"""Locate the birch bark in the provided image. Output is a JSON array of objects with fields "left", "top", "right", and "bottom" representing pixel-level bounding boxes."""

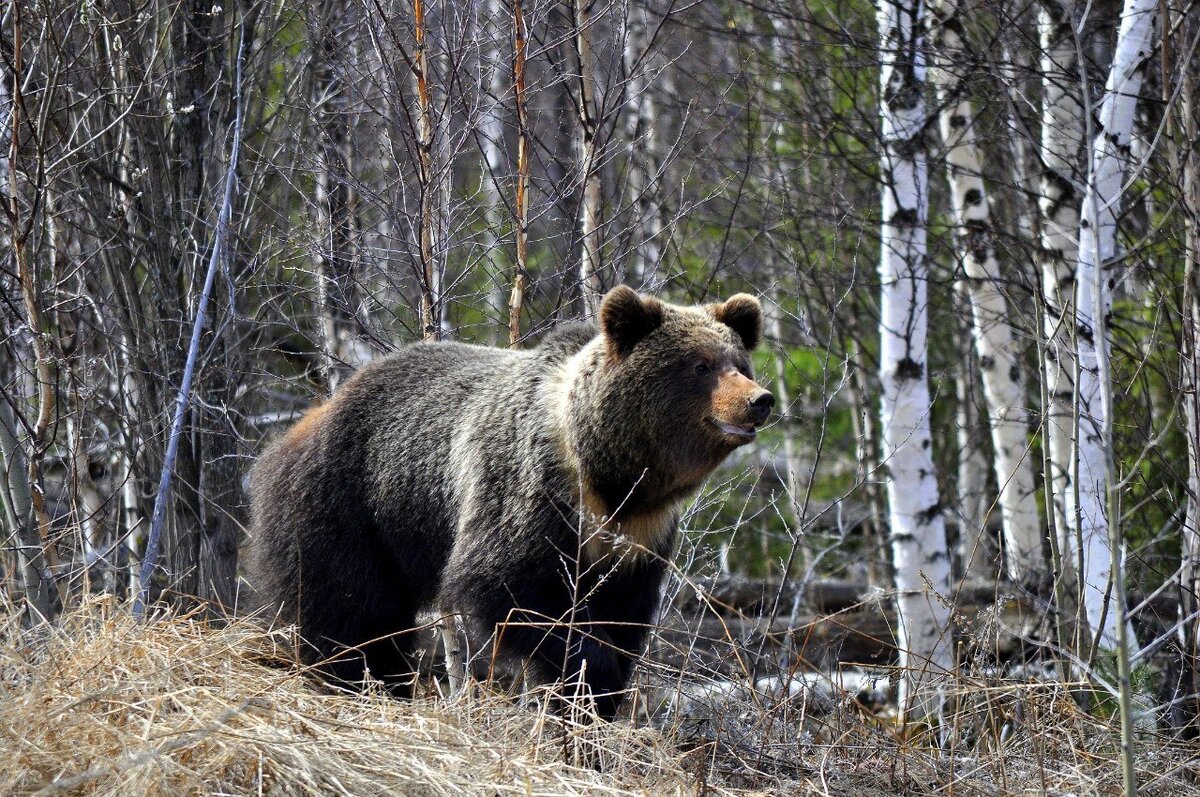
[
  {"left": 414, "top": 0, "right": 444, "bottom": 340},
  {"left": 312, "top": 2, "right": 368, "bottom": 390},
  {"left": 953, "top": 300, "right": 993, "bottom": 579},
  {"left": 1179, "top": 48, "right": 1200, "bottom": 734},
  {"left": 928, "top": 0, "right": 1043, "bottom": 584},
  {"left": 572, "top": 0, "right": 604, "bottom": 315},
  {"left": 622, "top": 7, "right": 664, "bottom": 291},
  {"left": 508, "top": 0, "right": 530, "bottom": 346},
  {"left": 877, "top": 0, "right": 953, "bottom": 717},
  {"left": 1037, "top": 0, "right": 1085, "bottom": 586},
  {"left": 479, "top": 0, "right": 509, "bottom": 338},
  {"left": 1072, "top": 0, "right": 1156, "bottom": 650}
]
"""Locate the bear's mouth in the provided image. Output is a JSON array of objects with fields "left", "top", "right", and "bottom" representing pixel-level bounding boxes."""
[{"left": 710, "top": 418, "right": 757, "bottom": 439}]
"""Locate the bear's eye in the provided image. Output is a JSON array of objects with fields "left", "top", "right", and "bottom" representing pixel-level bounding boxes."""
[{"left": 694, "top": 363, "right": 711, "bottom": 376}]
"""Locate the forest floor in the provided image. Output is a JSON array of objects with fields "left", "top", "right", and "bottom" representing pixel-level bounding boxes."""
[{"left": 1, "top": 598, "right": 1197, "bottom": 796}]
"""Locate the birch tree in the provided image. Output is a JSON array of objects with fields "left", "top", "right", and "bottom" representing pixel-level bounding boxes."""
[
  {"left": 572, "top": 0, "right": 605, "bottom": 315},
  {"left": 1178, "top": 37, "right": 1200, "bottom": 734},
  {"left": 622, "top": 6, "right": 666, "bottom": 291},
  {"left": 414, "top": 0, "right": 443, "bottom": 341},
  {"left": 928, "top": 0, "right": 1042, "bottom": 585},
  {"left": 1071, "top": 0, "right": 1156, "bottom": 652},
  {"left": 876, "top": 0, "right": 953, "bottom": 717},
  {"left": 311, "top": 1, "right": 370, "bottom": 391},
  {"left": 478, "top": 0, "right": 510, "bottom": 338},
  {"left": 1037, "top": 0, "right": 1085, "bottom": 586},
  {"left": 508, "top": 0, "right": 530, "bottom": 346}
]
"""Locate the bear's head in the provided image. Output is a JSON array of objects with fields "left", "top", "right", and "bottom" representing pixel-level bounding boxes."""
[{"left": 591, "top": 286, "right": 774, "bottom": 495}]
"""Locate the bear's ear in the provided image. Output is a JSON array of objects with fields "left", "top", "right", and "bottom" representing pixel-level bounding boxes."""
[
  {"left": 709, "top": 294, "right": 763, "bottom": 350},
  {"left": 600, "top": 286, "right": 664, "bottom": 358}
]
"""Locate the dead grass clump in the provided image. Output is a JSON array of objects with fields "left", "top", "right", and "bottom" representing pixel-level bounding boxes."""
[
  {"left": 4, "top": 598, "right": 1199, "bottom": 796},
  {"left": 0, "top": 598, "right": 724, "bottom": 797}
]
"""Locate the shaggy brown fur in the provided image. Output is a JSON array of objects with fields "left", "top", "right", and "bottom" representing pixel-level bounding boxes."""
[{"left": 247, "top": 286, "right": 772, "bottom": 719}]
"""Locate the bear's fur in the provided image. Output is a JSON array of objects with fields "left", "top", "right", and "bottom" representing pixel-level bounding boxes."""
[{"left": 247, "top": 286, "right": 773, "bottom": 719}]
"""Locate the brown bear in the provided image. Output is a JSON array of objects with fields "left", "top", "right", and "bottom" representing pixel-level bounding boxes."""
[{"left": 247, "top": 286, "right": 772, "bottom": 719}]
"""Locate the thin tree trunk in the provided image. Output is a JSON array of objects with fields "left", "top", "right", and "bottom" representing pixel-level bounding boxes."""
[
  {"left": 479, "top": 0, "right": 509, "bottom": 340},
  {"left": 1072, "top": 0, "right": 1155, "bottom": 659},
  {"left": 1000, "top": 0, "right": 1038, "bottom": 240},
  {"left": 954, "top": 294, "right": 993, "bottom": 580},
  {"left": 434, "top": 36, "right": 452, "bottom": 337},
  {"left": 1038, "top": 0, "right": 1085, "bottom": 595},
  {"left": 572, "top": 0, "right": 604, "bottom": 315},
  {"left": 7, "top": 9, "right": 60, "bottom": 615},
  {"left": 761, "top": 22, "right": 805, "bottom": 546},
  {"left": 622, "top": 7, "right": 664, "bottom": 291},
  {"left": 414, "top": 0, "right": 442, "bottom": 340},
  {"left": 848, "top": 338, "right": 889, "bottom": 587},
  {"left": 508, "top": 0, "right": 530, "bottom": 346},
  {"left": 1178, "top": 37, "right": 1200, "bottom": 738},
  {"left": 0, "top": 401, "right": 53, "bottom": 621},
  {"left": 312, "top": 2, "right": 364, "bottom": 390},
  {"left": 929, "top": 0, "right": 1043, "bottom": 585},
  {"left": 876, "top": 0, "right": 953, "bottom": 719},
  {"left": 115, "top": 336, "right": 146, "bottom": 600}
]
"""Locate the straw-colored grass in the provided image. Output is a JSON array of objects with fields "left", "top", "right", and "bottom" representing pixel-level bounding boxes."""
[
  {"left": 0, "top": 598, "right": 719, "bottom": 796},
  {"left": 2, "top": 598, "right": 1198, "bottom": 796}
]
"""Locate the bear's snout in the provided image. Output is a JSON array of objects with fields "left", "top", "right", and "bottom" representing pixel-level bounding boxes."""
[
  {"left": 710, "top": 372, "right": 773, "bottom": 440},
  {"left": 748, "top": 390, "right": 775, "bottom": 425}
]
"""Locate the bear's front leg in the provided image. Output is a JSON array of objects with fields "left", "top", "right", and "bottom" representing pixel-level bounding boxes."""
[
  {"left": 541, "top": 611, "right": 628, "bottom": 722},
  {"left": 494, "top": 603, "right": 626, "bottom": 721}
]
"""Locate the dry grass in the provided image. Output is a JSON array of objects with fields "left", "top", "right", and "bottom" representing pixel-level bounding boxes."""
[
  {"left": 0, "top": 599, "right": 709, "bottom": 796},
  {"left": 1, "top": 599, "right": 1197, "bottom": 796}
]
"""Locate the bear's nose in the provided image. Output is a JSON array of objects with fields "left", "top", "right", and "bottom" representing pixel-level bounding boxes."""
[{"left": 748, "top": 391, "right": 775, "bottom": 424}]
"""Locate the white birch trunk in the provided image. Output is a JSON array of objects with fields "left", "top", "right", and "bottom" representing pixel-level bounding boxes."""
[
  {"left": 877, "top": 0, "right": 953, "bottom": 718},
  {"left": 313, "top": 8, "right": 371, "bottom": 386},
  {"left": 414, "top": 0, "right": 442, "bottom": 340},
  {"left": 954, "top": 300, "right": 993, "bottom": 579},
  {"left": 572, "top": 0, "right": 604, "bottom": 315},
  {"left": 762, "top": 22, "right": 804, "bottom": 539},
  {"left": 622, "top": 8, "right": 664, "bottom": 291},
  {"left": 1183, "top": 210, "right": 1200, "bottom": 730},
  {"left": 1038, "top": 0, "right": 1085, "bottom": 585},
  {"left": 1071, "top": 0, "right": 1156, "bottom": 650},
  {"left": 435, "top": 38, "right": 452, "bottom": 337},
  {"left": 849, "top": 340, "right": 890, "bottom": 586},
  {"left": 1179, "top": 60, "right": 1200, "bottom": 731},
  {"left": 928, "top": 0, "right": 1042, "bottom": 584},
  {"left": 480, "top": 0, "right": 509, "bottom": 336},
  {"left": 508, "top": 0, "right": 530, "bottom": 346},
  {"left": 770, "top": 298, "right": 805, "bottom": 538}
]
